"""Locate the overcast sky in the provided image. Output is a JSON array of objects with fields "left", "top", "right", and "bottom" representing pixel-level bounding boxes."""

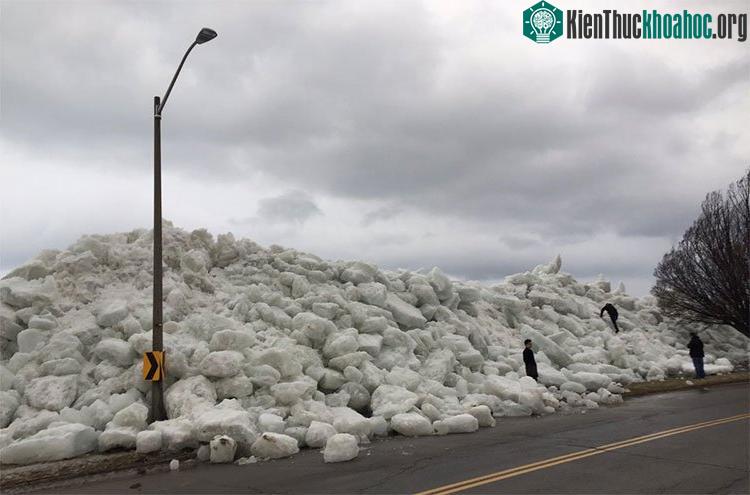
[{"left": 1, "top": 0, "right": 748, "bottom": 296}]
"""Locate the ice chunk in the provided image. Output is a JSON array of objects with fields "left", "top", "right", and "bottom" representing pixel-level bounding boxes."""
[
  {"left": 24, "top": 375, "right": 78, "bottom": 411},
  {"left": 390, "top": 412, "right": 433, "bottom": 437},
  {"left": 247, "top": 365, "right": 281, "bottom": 388},
  {"left": 323, "top": 333, "right": 359, "bottom": 359},
  {"left": 136, "top": 430, "right": 162, "bottom": 454},
  {"left": 250, "top": 433, "right": 299, "bottom": 459},
  {"left": 195, "top": 408, "right": 258, "bottom": 452},
  {"left": 564, "top": 371, "right": 612, "bottom": 391},
  {"left": 0, "top": 365, "right": 14, "bottom": 392},
  {"left": 196, "top": 444, "right": 210, "bottom": 461},
  {"left": 319, "top": 368, "right": 347, "bottom": 391},
  {"left": 95, "top": 299, "right": 129, "bottom": 328},
  {"left": 357, "top": 333, "right": 383, "bottom": 356},
  {"left": 340, "top": 262, "right": 377, "bottom": 285},
  {"left": 360, "top": 317, "right": 389, "bottom": 334},
  {"left": 330, "top": 407, "right": 372, "bottom": 438},
  {"left": 199, "top": 351, "right": 244, "bottom": 378},
  {"left": 646, "top": 366, "right": 665, "bottom": 381},
  {"left": 385, "top": 367, "right": 422, "bottom": 391},
  {"left": 0, "top": 391, "right": 20, "bottom": 428},
  {"left": 284, "top": 426, "right": 308, "bottom": 447},
  {"left": 254, "top": 348, "right": 303, "bottom": 378},
  {"left": 329, "top": 351, "right": 371, "bottom": 371},
  {"left": 343, "top": 366, "right": 363, "bottom": 383},
  {"left": 467, "top": 405, "right": 495, "bottom": 427},
  {"left": 210, "top": 435, "right": 237, "bottom": 463},
  {"left": 149, "top": 419, "right": 198, "bottom": 451},
  {"left": 537, "top": 365, "right": 566, "bottom": 387},
  {"left": 385, "top": 293, "right": 427, "bottom": 329},
  {"left": 28, "top": 315, "right": 57, "bottom": 331},
  {"left": 0, "top": 277, "right": 55, "bottom": 309},
  {"left": 84, "top": 399, "right": 115, "bottom": 430},
  {"left": 109, "top": 389, "right": 142, "bottom": 414},
  {"left": 99, "top": 426, "right": 137, "bottom": 451},
  {"left": 312, "top": 302, "right": 339, "bottom": 320},
  {"left": 215, "top": 375, "right": 254, "bottom": 400},
  {"left": 112, "top": 402, "right": 148, "bottom": 430},
  {"left": 339, "top": 382, "right": 370, "bottom": 410},
  {"left": 305, "top": 420, "right": 337, "bottom": 448},
  {"left": 421, "top": 403, "right": 442, "bottom": 422},
  {"left": 371, "top": 385, "right": 419, "bottom": 419},
  {"left": 0, "top": 307, "right": 23, "bottom": 341},
  {"left": 358, "top": 283, "right": 388, "bottom": 308},
  {"left": 209, "top": 330, "right": 256, "bottom": 351},
  {"left": 325, "top": 391, "right": 351, "bottom": 408},
  {"left": 17, "top": 329, "right": 48, "bottom": 353},
  {"left": 428, "top": 268, "right": 454, "bottom": 301},
  {"left": 323, "top": 433, "right": 359, "bottom": 463},
  {"left": 520, "top": 326, "right": 573, "bottom": 368},
  {"left": 40, "top": 358, "right": 82, "bottom": 376},
  {"left": 94, "top": 338, "right": 134, "bottom": 367},
  {"left": 292, "top": 313, "right": 336, "bottom": 347},
  {"left": 0, "top": 423, "right": 97, "bottom": 464},
  {"left": 369, "top": 415, "right": 389, "bottom": 437},
  {"left": 165, "top": 376, "right": 217, "bottom": 419},
  {"left": 421, "top": 350, "right": 456, "bottom": 383},
  {"left": 433, "top": 414, "right": 479, "bottom": 435},
  {"left": 258, "top": 413, "right": 286, "bottom": 433},
  {"left": 560, "top": 381, "right": 586, "bottom": 394}
]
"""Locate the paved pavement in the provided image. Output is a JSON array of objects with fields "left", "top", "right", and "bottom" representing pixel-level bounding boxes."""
[{"left": 35, "top": 383, "right": 749, "bottom": 494}]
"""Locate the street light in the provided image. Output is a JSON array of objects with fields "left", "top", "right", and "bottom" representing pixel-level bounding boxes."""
[{"left": 150, "top": 27, "right": 217, "bottom": 422}]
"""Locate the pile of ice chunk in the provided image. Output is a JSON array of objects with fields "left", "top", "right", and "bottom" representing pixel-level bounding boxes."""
[{"left": 0, "top": 224, "right": 747, "bottom": 466}]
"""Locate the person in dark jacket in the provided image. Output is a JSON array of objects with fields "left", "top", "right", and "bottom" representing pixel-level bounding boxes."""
[
  {"left": 688, "top": 333, "right": 706, "bottom": 379},
  {"left": 523, "top": 339, "right": 538, "bottom": 381},
  {"left": 600, "top": 303, "right": 619, "bottom": 333}
]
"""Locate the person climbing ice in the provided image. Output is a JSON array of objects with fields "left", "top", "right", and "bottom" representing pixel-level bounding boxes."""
[
  {"left": 600, "top": 303, "right": 619, "bottom": 333},
  {"left": 523, "top": 339, "right": 538, "bottom": 381},
  {"left": 688, "top": 332, "right": 706, "bottom": 379}
]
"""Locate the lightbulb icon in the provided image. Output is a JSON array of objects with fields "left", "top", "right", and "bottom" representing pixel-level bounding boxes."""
[{"left": 531, "top": 8, "right": 555, "bottom": 43}]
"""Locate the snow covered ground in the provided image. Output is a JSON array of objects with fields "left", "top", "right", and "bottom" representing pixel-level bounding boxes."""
[{"left": 0, "top": 225, "right": 747, "bottom": 466}]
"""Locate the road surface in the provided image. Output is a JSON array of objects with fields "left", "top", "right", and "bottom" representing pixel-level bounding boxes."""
[{"left": 33, "top": 383, "right": 749, "bottom": 494}]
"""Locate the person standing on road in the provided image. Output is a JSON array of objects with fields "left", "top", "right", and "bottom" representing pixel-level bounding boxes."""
[
  {"left": 688, "top": 332, "right": 706, "bottom": 379},
  {"left": 523, "top": 339, "right": 538, "bottom": 381},
  {"left": 600, "top": 303, "right": 620, "bottom": 333}
]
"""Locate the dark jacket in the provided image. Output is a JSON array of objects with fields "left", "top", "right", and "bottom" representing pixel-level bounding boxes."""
[
  {"left": 523, "top": 347, "right": 538, "bottom": 378},
  {"left": 688, "top": 336, "right": 705, "bottom": 358},
  {"left": 600, "top": 303, "right": 618, "bottom": 320}
]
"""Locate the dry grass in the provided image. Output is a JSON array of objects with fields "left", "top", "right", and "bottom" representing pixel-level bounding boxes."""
[
  {"left": 624, "top": 371, "right": 749, "bottom": 397},
  {"left": 0, "top": 449, "right": 195, "bottom": 492}
]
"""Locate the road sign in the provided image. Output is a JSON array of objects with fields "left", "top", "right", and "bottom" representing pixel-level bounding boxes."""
[{"left": 143, "top": 351, "right": 164, "bottom": 381}]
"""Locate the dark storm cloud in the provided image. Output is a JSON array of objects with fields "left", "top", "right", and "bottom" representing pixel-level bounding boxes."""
[{"left": 1, "top": 0, "right": 747, "bottom": 293}]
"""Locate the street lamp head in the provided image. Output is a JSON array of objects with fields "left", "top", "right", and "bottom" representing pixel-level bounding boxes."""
[{"left": 196, "top": 28, "right": 217, "bottom": 44}]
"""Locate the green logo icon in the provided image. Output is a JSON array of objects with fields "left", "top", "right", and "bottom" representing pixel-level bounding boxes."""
[{"left": 524, "top": 1, "right": 563, "bottom": 43}]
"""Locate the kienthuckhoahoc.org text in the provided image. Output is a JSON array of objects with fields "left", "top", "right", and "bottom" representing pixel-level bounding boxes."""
[{"left": 567, "top": 10, "right": 747, "bottom": 41}]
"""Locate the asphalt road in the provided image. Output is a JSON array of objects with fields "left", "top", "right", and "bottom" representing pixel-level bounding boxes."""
[{"left": 37, "top": 383, "right": 749, "bottom": 494}]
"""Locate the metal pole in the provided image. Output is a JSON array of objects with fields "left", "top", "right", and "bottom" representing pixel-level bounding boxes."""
[{"left": 151, "top": 95, "right": 166, "bottom": 422}]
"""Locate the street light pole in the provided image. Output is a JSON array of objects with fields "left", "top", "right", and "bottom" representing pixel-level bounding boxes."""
[
  {"left": 150, "top": 28, "right": 217, "bottom": 423},
  {"left": 151, "top": 94, "right": 165, "bottom": 422}
]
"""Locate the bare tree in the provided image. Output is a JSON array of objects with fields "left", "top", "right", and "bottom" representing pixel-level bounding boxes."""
[{"left": 652, "top": 171, "right": 749, "bottom": 337}]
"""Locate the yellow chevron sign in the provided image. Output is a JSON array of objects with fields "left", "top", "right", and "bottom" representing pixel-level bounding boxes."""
[{"left": 143, "top": 351, "right": 164, "bottom": 381}]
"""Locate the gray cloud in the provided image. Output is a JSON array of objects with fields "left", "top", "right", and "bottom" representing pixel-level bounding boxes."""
[
  {"left": 1, "top": 0, "right": 748, "bottom": 295},
  {"left": 361, "top": 205, "right": 404, "bottom": 227},
  {"left": 227, "top": 191, "right": 322, "bottom": 226},
  {"left": 256, "top": 191, "right": 322, "bottom": 224}
]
